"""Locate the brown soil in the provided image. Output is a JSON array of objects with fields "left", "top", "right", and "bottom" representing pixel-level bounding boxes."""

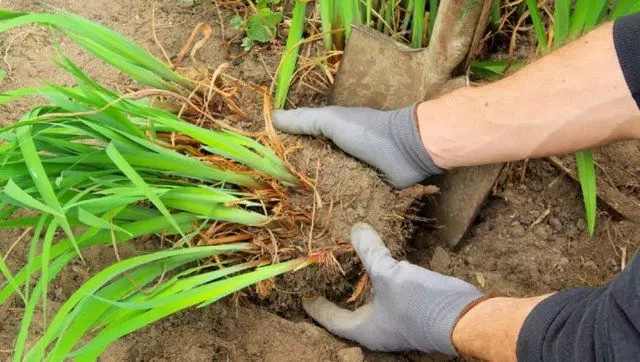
[
  {"left": 413, "top": 157, "right": 640, "bottom": 298},
  {"left": 1, "top": 0, "right": 639, "bottom": 361},
  {"left": 254, "top": 136, "right": 438, "bottom": 312}
]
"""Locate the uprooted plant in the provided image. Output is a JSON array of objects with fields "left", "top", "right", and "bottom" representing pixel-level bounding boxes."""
[
  {"left": 9, "top": 0, "right": 630, "bottom": 358},
  {"left": 0, "top": 8, "right": 328, "bottom": 360}
]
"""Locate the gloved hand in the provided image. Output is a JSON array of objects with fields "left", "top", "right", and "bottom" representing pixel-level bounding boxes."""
[
  {"left": 303, "top": 223, "right": 483, "bottom": 355},
  {"left": 272, "top": 105, "right": 443, "bottom": 189}
]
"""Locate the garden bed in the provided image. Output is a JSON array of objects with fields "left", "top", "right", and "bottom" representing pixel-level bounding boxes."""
[{"left": 0, "top": 0, "right": 638, "bottom": 360}]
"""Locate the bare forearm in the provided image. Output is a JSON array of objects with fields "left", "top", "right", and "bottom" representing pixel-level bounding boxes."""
[
  {"left": 452, "top": 295, "right": 550, "bottom": 361},
  {"left": 418, "top": 22, "right": 640, "bottom": 169},
  {"left": 453, "top": 253, "right": 640, "bottom": 361}
]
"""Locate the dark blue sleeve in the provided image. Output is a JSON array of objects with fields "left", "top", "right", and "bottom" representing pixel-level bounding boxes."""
[
  {"left": 614, "top": 12, "right": 640, "bottom": 109},
  {"left": 516, "top": 252, "right": 640, "bottom": 361}
]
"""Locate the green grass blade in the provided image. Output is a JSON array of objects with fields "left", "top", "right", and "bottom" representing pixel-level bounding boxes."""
[
  {"left": 217, "top": 129, "right": 292, "bottom": 172},
  {"left": 0, "top": 206, "right": 18, "bottom": 221},
  {"left": 0, "top": 203, "right": 17, "bottom": 218},
  {"left": 53, "top": 54, "right": 120, "bottom": 99},
  {"left": 576, "top": 150, "right": 597, "bottom": 236},
  {"left": 576, "top": 0, "right": 608, "bottom": 34},
  {"left": 554, "top": 0, "right": 571, "bottom": 47},
  {"left": 411, "top": 0, "right": 427, "bottom": 48},
  {"left": 117, "top": 147, "right": 251, "bottom": 185},
  {"left": 402, "top": 0, "right": 415, "bottom": 31},
  {"left": 24, "top": 215, "right": 47, "bottom": 300},
  {"left": 0, "top": 87, "right": 65, "bottom": 106},
  {"left": 13, "top": 253, "right": 68, "bottom": 362},
  {"left": 56, "top": 170, "right": 117, "bottom": 190},
  {"left": 161, "top": 186, "right": 239, "bottom": 204},
  {"left": 0, "top": 10, "right": 193, "bottom": 90},
  {"left": 40, "top": 219, "right": 59, "bottom": 341},
  {"left": 569, "top": 0, "right": 589, "bottom": 39},
  {"left": 2, "top": 179, "right": 63, "bottom": 217},
  {"left": 383, "top": 0, "right": 393, "bottom": 34},
  {"left": 135, "top": 110, "right": 291, "bottom": 184},
  {"left": 87, "top": 264, "right": 219, "bottom": 329},
  {"left": 0, "top": 9, "right": 28, "bottom": 20},
  {"left": 490, "top": 0, "right": 501, "bottom": 29},
  {"left": 0, "top": 253, "right": 27, "bottom": 304},
  {"left": 318, "top": 0, "right": 335, "bottom": 51},
  {"left": 471, "top": 60, "right": 524, "bottom": 80},
  {"left": 343, "top": 0, "right": 355, "bottom": 38},
  {"left": 27, "top": 245, "right": 252, "bottom": 360},
  {"left": 105, "top": 143, "right": 184, "bottom": 237},
  {"left": 55, "top": 9, "right": 190, "bottom": 87},
  {"left": 15, "top": 126, "right": 82, "bottom": 260},
  {"left": 61, "top": 31, "right": 174, "bottom": 91},
  {"left": 77, "top": 207, "right": 132, "bottom": 236},
  {"left": 86, "top": 262, "right": 255, "bottom": 310},
  {"left": 611, "top": 0, "right": 636, "bottom": 20},
  {"left": 114, "top": 205, "right": 160, "bottom": 221},
  {"left": 274, "top": 0, "right": 307, "bottom": 109},
  {"left": 377, "top": 0, "right": 386, "bottom": 32},
  {"left": 49, "top": 257, "right": 196, "bottom": 359},
  {"left": 353, "top": 0, "right": 364, "bottom": 25},
  {"left": 525, "top": 0, "right": 549, "bottom": 52},
  {"left": 69, "top": 258, "right": 303, "bottom": 359},
  {"left": 0, "top": 216, "right": 47, "bottom": 228},
  {"left": 428, "top": 0, "right": 438, "bottom": 42},
  {"left": 66, "top": 195, "right": 145, "bottom": 216},
  {"left": 162, "top": 198, "right": 268, "bottom": 226},
  {"left": 0, "top": 213, "right": 200, "bottom": 304}
]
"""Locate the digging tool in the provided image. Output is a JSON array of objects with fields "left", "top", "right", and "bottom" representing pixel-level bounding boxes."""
[{"left": 329, "top": 0, "right": 500, "bottom": 247}]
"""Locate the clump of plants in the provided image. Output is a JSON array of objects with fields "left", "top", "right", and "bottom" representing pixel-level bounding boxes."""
[
  {"left": 316, "top": 0, "right": 440, "bottom": 50},
  {"left": 4, "top": 1, "right": 637, "bottom": 359},
  {"left": 0, "top": 8, "right": 321, "bottom": 360},
  {"left": 230, "top": 0, "right": 441, "bottom": 53},
  {"left": 271, "top": 0, "right": 441, "bottom": 110}
]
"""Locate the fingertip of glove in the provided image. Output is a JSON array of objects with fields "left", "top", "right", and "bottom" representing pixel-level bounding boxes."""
[
  {"left": 301, "top": 296, "right": 332, "bottom": 318},
  {"left": 350, "top": 223, "right": 384, "bottom": 249},
  {"left": 271, "top": 109, "right": 292, "bottom": 128},
  {"left": 349, "top": 223, "right": 399, "bottom": 276},
  {"left": 351, "top": 222, "right": 373, "bottom": 233}
]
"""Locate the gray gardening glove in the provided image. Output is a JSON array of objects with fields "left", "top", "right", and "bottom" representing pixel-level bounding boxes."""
[
  {"left": 272, "top": 105, "right": 443, "bottom": 189},
  {"left": 303, "top": 223, "right": 483, "bottom": 355}
]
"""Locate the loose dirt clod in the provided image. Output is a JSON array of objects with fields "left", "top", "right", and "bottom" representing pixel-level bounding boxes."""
[
  {"left": 337, "top": 347, "right": 365, "bottom": 362},
  {"left": 430, "top": 246, "right": 451, "bottom": 273}
]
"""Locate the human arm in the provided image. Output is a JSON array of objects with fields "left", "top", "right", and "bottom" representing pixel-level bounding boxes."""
[
  {"left": 453, "top": 252, "right": 640, "bottom": 361},
  {"left": 451, "top": 295, "right": 550, "bottom": 361},
  {"left": 304, "top": 223, "right": 640, "bottom": 361},
  {"left": 273, "top": 14, "right": 640, "bottom": 187},
  {"left": 419, "top": 16, "right": 640, "bottom": 169},
  {"left": 287, "top": 14, "right": 640, "bottom": 361}
]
